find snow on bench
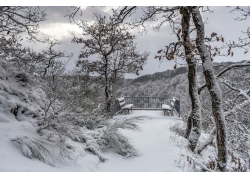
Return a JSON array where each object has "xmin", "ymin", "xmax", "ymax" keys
[
  {"xmin": 162, "ymin": 104, "xmax": 172, "ymax": 116},
  {"xmin": 116, "ymin": 97, "xmax": 133, "ymax": 114}
]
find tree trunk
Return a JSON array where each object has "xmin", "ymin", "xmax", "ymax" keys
[
  {"xmin": 108, "ymin": 81, "xmax": 113, "ymax": 113},
  {"xmin": 184, "ymin": 110, "xmax": 192, "ymax": 138},
  {"xmin": 182, "ymin": 7, "xmax": 201, "ymax": 152},
  {"xmin": 104, "ymin": 56, "xmax": 111, "ymax": 113},
  {"xmin": 105, "ymin": 83, "xmax": 112, "ymax": 113},
  {"xmin": 189, "ymin": 6, "xmax": 227, "ymax": 171}
]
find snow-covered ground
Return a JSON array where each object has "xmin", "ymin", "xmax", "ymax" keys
[
  {"xmin": 97, "ymin": 111, "xmax": 183, "ymax": 172},
  {"xmin": 0, "ymin": 110, "xmax": 184, "ymax": 172}
]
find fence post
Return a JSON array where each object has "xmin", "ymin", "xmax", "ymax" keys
[
  {"xmin": 114, "ymin": 99, "xmax": 118, "ymax": 114},
  {"xmin": 148, "ymin": 96, "xmax": 150, "ymax": 108},
  {"xmin": 179, "ymin": 96, "xmax": 181, "ymax": 118}
]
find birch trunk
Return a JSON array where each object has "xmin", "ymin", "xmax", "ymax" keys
[
  {"xmin": 189, "ymin": 6, "xmax": 227, "ymax": 171},
  {"xmin": 182, "ymin": 7, "xmax": 201, "ymax": 152}
]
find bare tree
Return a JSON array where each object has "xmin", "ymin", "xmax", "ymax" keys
[
  {"xmin": 188, "ymin": 6, "xmax": 227, "ymax": 171},
  {"xmin": 194, "ymin": 7, "xmax": 250, "ymax": 170},
  {"xmin": 0, "ymin": 6, "xmax": 46, "ymax": 41},
  {"xmin": 0, "ymin": 6, "xmax": 47, "ymax": 72},
  {"xmin": 179, "ymin": 7, "xmax": 202, "ymax": 152},
  {"xmin": 70, "ymin": 11, "xmax": 149, "ymax": 113}
]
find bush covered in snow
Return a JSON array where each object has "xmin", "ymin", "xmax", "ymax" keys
[{"xmin": 0, "ymin": 51, "xmax": 141, "ymax": 167}]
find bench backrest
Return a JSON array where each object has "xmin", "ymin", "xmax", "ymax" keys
[{"xmin": 117, "ymin": 97, "xmax": 126, "ymax": 109}]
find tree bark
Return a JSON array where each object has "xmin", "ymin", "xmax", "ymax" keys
[
  {"xmin": 104, "ymin": 56, "xmax": 112, "ymax": 113},
  {"xmin": 105, "ymin": 83, "xmax": 112, "ymax": 113},
  {"xmin": 189, "ymin": 6, "xmax": 227, "ymax": 171},
  {"xmin": 184, "ymin": 110, "xmax": 192, "ymax": 138},
  {"xmin": 181, "ymin": 7, "xmax": 201, "ymax": 152}
]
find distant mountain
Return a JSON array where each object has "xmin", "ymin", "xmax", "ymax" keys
[
  {"xmin": 129, "ymin": 66, "xmax": 188, "ymax": 85},
  {"xmin": 114, "ymin": 66, "xmax": 189, "ymax": 102},
  {"xmin": 113, "ymin": 61, "xmax": 250, "ymax": 113}
]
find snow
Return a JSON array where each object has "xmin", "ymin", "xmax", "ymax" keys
[
  {"xmin": 0, "ymin": 117, "xmax": 100, "ymax": 172},
  {"xmin": 97, "ymin": 111, "xmax": 183, "ymax": 172},
  {"xmin": 123, "ymin": 104, "xmax": 133, "ymax": 109},
  {"xmin": 116, "ymin": 97, "xmax": 125, "ymax": 101},
  {"xmin": 0, "ymin": 110, "xmax": 184, "ymax": 172},
  {"xmin": 162, "ymin": 104, "xmax": 171, "ymax": 110}
]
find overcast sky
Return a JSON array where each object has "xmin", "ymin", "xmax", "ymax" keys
[{"xmin": 20, "ymin": 6, "xmax": 250, "ymax": 79}]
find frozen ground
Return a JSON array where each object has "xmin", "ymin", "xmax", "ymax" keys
[{"xmin": 0, "ymin": 110, "xmax": 184, "ymax": 172}]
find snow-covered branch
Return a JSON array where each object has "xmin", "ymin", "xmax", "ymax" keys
[
  {"xmin": 222, "ymin": 78, "xmax": 250, "ymax": 116},
  {"xmin": 198, "ymin": 60, "xmax": 250, "ymax": 94}
]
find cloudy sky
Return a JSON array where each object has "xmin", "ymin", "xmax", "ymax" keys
[{"xmin": 18, "ymin": 5, "xmax": 250, "ymax": 78}]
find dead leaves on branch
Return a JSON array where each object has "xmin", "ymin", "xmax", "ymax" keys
[
  {"xmin": 211, "ymin": 32, "xmax": 217, "ymax": 37},
  {"xmin": 157, "ymin": 49, "xmax": 162, "ymax": 54},
  {"xmin": 165, "ymin": 29, "xmax": 235, "ymax": 64},
  {"xmin": 154, "ymin": 55, "xmax": 162, "ymax": 61},
  {"xmin": 178, "ymin": 29, "xmax": 182, "ymax": 35},
  {"xmin": 168, "ymin": 53, "xmax": 175, "ymax": 60},
  {"xmin": 211, "ymin": 33, "xmax": 225, "ymax": 43},
  {"xmin": 155, "ymin": 32, "xmax": 234, "ymax": 66},
  {"xmin": 221, "ymin": 37, "xmax": 224, "ymax": 43},
  {"xmin": 156, "ymin": 48, "xmax": 174, "ymax": 61},
  {"xmin": 228, "ymin": 46, "xmax": 231, "ymax": 54}
]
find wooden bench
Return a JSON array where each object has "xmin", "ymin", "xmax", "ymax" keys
[
  {"xmin": 116, "ymin": 97, "xmax": 133, "ymax": 114},
  {"xmin": 162, "ymin": 104, "xmax": 172, "ymax": 116}
]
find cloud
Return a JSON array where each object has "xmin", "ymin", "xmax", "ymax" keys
[
  {"xmin": 40, "ymin": 23, "xmax": 82, "ymax": 40},
  {"xmin": 23, "ymin": 6, "xmax": 250, "ymax": 79}
]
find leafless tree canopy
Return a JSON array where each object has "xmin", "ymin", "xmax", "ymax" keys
[
  {"xmin": 70, "ymin": 9, "xmax": 149, "ymax": 112},
  {"xmin": 0, "ymin": 6, "xmax": 46, "ymax": 41}
]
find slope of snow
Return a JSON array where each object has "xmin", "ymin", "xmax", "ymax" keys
[{"xmin": 0, "ymin": 110, "xmax": 184, "ymax": 172}]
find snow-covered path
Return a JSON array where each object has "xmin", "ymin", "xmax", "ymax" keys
[
  {"xmin": 0, "ymin": 110, "xmax": 184, "ymax": 172},
  {"xmin": 96, "ymin": 111, "xmax": 184, "ymax": 172}
]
